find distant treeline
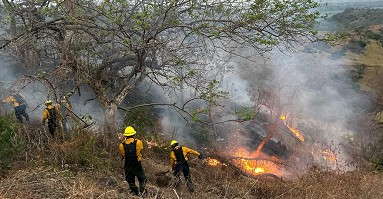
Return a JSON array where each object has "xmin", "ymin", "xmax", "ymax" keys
[
  {"xmin": 330, "ymin": 8, "xmax": 383, "ymax": 29},
  {"xmin": 318, "ymin": 8, "xmax": 383, "ymax": 32},
  {"xmin": 319, "ymin": 1, "xmax": 383, "ymax": 12},
  {"xmin": 319, "ymin": 7, "xmax": 383, "ymax": 59}
]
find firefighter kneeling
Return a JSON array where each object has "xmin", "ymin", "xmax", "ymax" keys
[{"xmin": 170, "ymin": 140, "xmax": 203, "ymax": 192}]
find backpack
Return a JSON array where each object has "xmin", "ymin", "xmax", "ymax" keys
[
  {"xmin": 173, "ymin": 146, "xmax": 186, "ymax": 163},
  {"xmin": 13, "ymin": 93, "xmax": 26, "ymax": 105},
  {"xmin": 122, "ymin": 139, "xmax": 138, "ymax": 164},
  {"xmin": 45, "ymin": 107, "xmax": 57, "ymax": 125}
]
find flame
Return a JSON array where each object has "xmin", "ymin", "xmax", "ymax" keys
[
  {"xmin": 240, "ymin": 159, "xmax": 265, "ymax": 174},
  {"xmin": 281, "ymin": 114, "xmax": 304, "ymax": 142},
  {"xmin": 288, "ymin": 127, "xmax": 305, "ymax": 142},
  {"xmin": 311, "ymin": 148, "xmax": 337, "ymax": 163},
  {"xmin": 206, "ymin": 157, "xmax": 227, "ymax": 167},
  {"xmin": 254, "ymin": 167, "xmax": 265, "ymax": 173},
  {"xmin": 231, "ymin": 148, "xmax": 282, "ymax": 176},
  {"xmin": 321, "ymin": 149, "xmax": 336, "ymax": 162}
]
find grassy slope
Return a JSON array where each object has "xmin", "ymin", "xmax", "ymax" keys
[
  {"xmin": 1, "ymin": 149, "xmax": 383, "ymax": 199},
  {"xmin": 0, "ymin": 126, "xmax": 383, "ymax": 199},
  {"xmin": 349, "ymin": 39, "xmax": 383, "ymax": 91}
]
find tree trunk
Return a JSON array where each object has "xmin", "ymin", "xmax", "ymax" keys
[
  {"xmin": 104, "ymin": 102, "xmax": 118, "ymax": 133},
  {"xmin": 253, "ymin": 124, "xmax": 275, "ymax": 157}
]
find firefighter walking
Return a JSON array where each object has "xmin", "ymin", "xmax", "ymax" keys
[
  {"xmin": 41, "ymin": 100, "xmax": 62, "ymax": 136},
  {"xmin": 170, "ymin": 140, "xmax": 203, "ymax": 192},
  {"xmin": 2, "ymin": 93, "xmax": 29, "ymax": 123},
  {"xmin": 119, "ymin": 126, "xmax": 147, "ymax": 196}
]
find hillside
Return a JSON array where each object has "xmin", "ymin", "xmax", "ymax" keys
[
  {"xmin": 0, "ymin": 115, "xmax": 383, "ymax": 199},
  {"xmin": 1, "ymin": 6, "xmax": 383, "ymax": 199}
]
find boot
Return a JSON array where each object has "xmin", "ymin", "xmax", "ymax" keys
[
  {"xmin": 129, "ymin": 184, "xmax": 139, "ymax": 196},
  {"xmin": 174, "ymin": 176, "xmax": 181, "ymax": 189},
  {"xmin": 139, "ymin": 185, "xmax": 146, "ymax": 196},
  {"xmin": 186, "ymin": 177, "xmax": 195, "ymax": 192}
]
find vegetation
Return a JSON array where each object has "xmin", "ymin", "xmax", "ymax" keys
[
  {"xmin": 1, "ymin": 1, "xmax": 383, "ymax": 199},
  {"xmin": 329, "ymin": 8, "xmax": 383, "ymax": 30},
  {"xmin": 0, "ymin": 114, "xmax": 24, "ymax": 175},
  {"xmin": 0, "ymin": 124, "xmax": 382, "ymax": 198},
  {"xmin": 0, "ymin": 0, "xmax": 322, "ymax": 131}
]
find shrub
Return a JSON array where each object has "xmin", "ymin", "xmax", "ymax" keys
[
  {"xmin": 372, "ymin": 158, "xmax": 383, "ymax": 172},
  {"xmin": 50, "ymin": 129, "xmax": 109, "ymax": 169},
  {"xmin": 0, "ymin": 114, "xmax": 24, "ymax": 174},
  {"xmin": 364, "ymin": 30, "xmax": 382, "ymax": 41}
]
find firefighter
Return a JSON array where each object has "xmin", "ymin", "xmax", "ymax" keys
[
  {"xmin": 41, "ymin": 100, "xmax": 62, "ymax": 136},
  {"xmin": 119, "ymin": 126, "xmax": 147, "ymax": 196},
  {"xmin": 170, "ymin": 140, "xmax": 203, "ymax": 192},
  {"xmin": 2, "ymin": 93, "xmax": 29, "ymax": 123}
]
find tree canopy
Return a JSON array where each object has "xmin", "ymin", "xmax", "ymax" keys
[{"xmin": 0, "ymin": 0, "xmax": 322, "ymax": 130}]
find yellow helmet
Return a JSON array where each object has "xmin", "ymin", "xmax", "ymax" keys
[
  {"xmin": 124, "ymin": 126, "xmax": 136, "ymax": 136},
  {"xmin": 44, "ymin": 100, "xmax": 52, "ymax": 105},
  {"xmin": 170, "ymin": 140, "xmax": 178, "ymax": 146}
]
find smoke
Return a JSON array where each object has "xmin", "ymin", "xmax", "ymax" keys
[
  {"xmin": 152, "ymin": 42, "xmax": 368, "ymax": 177},
  {"xmin": 0, "ymin": 59, "xmax": 108, "ymax": 129},
  {"xmin": 222, "ymin": 72, "xmax": 252, "ymax": 106},
  {"xmin": 268, "ymin": 49, "xmax": 363, "ymax": 135},
  {"xmin": 0, "ymin": 60, "xmax": 27, "ymax": 114},
  {"xmin": 214, "ymin": 42, "xmax": 373, "ymax": 173}
]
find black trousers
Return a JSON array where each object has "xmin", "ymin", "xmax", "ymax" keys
[
  {"xmin": 125, "ymin": 161, "xmax": 147, "ymax": 195},
  {"xmin": 173, "ymin": 161, "xmax": 190, "ymax": 179},
  {"xmin": 48, "ymin": 121, "xmax": 56, "ymax": 136},
  {"xmin": 14, "ymin": 104, "xmax": 29, "ymax": 123},
  {"xmin": 173, "ymin": 161, "xmax": 194, "ymax": 191}
]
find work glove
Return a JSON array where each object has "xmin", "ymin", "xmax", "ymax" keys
[{"xmin": 198, "ymin": 154, "xmax": 203, "ymax": 159}]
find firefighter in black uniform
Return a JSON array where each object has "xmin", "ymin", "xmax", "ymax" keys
[
  {"xmin": 2, "ymin": 93, "xmax": 29, "ymax": 123},
  {"xmin": 41, "ymin": 100, "xmax": 62, "ymax": 136},
  {"xmin": 170, "ymin": 140, "xmax": 203, "ymax": 192},
  {"xmin": 119, "ymin": 126, "xmax": 147, "ymax": 196}
]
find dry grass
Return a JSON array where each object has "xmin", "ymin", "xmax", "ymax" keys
[
  {"xmin": 1, "ymin": 157, "xmax": 383, "ymax": 199},
  {"xmin": 349, "ymin": 41, "xmax": 383, "ymax": 67},
  {"xmin": 1, "ymin": 128, "xmax": 383, "ymax": 199},
  {"xmin": 0, "ymin": 123, "xmax": 383, "ymax": 199}
]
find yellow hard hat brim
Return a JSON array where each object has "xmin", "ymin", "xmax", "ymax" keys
[{"xmin": 123, "ymin": 131, "xmax": 136, "ymax": 136}]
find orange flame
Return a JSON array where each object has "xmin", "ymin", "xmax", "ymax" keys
[
  {"xmin": 311, "ymin": 148, "xmax": 337, "ymax": 163},
  {"xmin": 254, "ymin": 167, "xmax": 265, "ymax": 173},
  {"xmin": 231, "ymin": 148, "xmax": 282, "ymax": 176},
  {"xmin": 321, "ymin": 149, "xmax": 336, "ymax": 162},
  {"xmin": 281, "ymin": 114, "xmax": 304, "ymax": 142},
  {"xmin": 288, "ymin": 127, "xmax": 305, "ymax": 142},
  {"xmin": 206, "ymin": 158, "xmax": 226, "ymax": 167}
]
